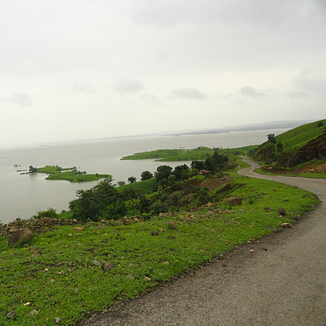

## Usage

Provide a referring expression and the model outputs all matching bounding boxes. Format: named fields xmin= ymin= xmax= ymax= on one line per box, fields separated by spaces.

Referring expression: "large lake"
xmin=0 ymin=129 xmax=287 ymax=224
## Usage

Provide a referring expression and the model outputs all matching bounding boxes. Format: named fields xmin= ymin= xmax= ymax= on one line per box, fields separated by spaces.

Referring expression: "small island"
xmin=28 ymin=165 xmax=111 ymax=183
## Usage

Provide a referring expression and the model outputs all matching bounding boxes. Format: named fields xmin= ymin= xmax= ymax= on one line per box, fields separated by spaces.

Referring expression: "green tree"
xmin=191 ymin=160 xmax=205 ymax=171
xmin=204 ymin=151 xmax=228 ymax=172
xmin=29 ymin=165 xmax=37 ymax=173
xmin=141 ymin=170 xmax=153 ymax=181
xmin=128 ymin=176 xmax=137 ymax=183
xmin=276 ymin=142 xmax=283 ymax=153
xmin=69 ymin=177 xmax=121 ymax=222
xmin=154 ymin=165 xmax=173 ymax=188
xmin=267 ymin=134 xmax=276 ymax=144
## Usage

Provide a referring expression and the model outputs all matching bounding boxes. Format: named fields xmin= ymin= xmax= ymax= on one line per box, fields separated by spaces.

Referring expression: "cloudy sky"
xmin=1 ymin=0 xmax=325 ymax=147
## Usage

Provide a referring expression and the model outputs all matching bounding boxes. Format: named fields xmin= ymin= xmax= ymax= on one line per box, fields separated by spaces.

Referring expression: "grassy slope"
xmin=0 ymin=173 xmax=319 ymax=326
xmin=275 ymin=119 xmax=326 ymax=152
xmin=116 ymin=178 xmax=156 ymax=193
xmin=253 ymin=119 xmax=326 ymax=178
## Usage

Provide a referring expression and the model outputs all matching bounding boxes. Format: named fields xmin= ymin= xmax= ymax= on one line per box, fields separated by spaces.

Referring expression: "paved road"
xmin=80 ymin=157 xmax=326 ymax=326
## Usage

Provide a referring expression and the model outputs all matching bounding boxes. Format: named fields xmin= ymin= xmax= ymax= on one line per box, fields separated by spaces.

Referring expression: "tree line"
xmin=68 ymin=150 xmax=228 ymax=222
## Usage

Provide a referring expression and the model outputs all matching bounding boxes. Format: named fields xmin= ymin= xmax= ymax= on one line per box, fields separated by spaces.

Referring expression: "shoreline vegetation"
xmin=22 ymin=165 xmax=111 ymax=183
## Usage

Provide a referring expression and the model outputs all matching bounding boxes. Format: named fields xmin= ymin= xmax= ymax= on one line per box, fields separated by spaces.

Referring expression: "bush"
xmin=32 ymin=208 xmax=58 ymax=219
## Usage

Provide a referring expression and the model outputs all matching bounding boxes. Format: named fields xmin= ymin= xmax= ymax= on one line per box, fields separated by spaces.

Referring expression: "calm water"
xmin=0 ymin=129 xmax=287 ymax=223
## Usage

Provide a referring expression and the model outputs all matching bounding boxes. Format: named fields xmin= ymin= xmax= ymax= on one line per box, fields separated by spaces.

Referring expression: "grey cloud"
xmin=292 ymin=70 xmax=326 ymax=95
xmin=139 ymin=94 xmax=163 ymax=104
xmin=314 ymin=0 xmax=326 ymax=13
xmin=129 ymin=0 xmax=300 ymax=27
xmin=286 ymin=90 xmax=310 ymax=99
xmin=72 ymin=83 xmax=96 ymax=93
xmin=113 ymin=78 xmax=144 ymax=94
xmin=171 ymin=87 xmax=207 ymax=100
xmin=240 ymin=86 xmax=265 ymax=97
xmin=7 ymin=91 xmax=33 ymax=106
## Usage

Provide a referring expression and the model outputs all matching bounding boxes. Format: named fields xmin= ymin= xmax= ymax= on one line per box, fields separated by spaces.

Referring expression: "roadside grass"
xmin=0 ymin=176 xmax=319 ymax=326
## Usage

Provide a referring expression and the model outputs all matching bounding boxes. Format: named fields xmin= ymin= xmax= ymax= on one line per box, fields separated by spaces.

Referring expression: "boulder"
xmin=9 ymin=228 xmax=33 ymax=247
xmin=225 ymin=197 xmax=242 ymax=206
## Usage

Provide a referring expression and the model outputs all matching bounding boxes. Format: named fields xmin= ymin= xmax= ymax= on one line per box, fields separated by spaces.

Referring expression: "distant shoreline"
xmin=0 ymin=119 xmax=312 ymax=150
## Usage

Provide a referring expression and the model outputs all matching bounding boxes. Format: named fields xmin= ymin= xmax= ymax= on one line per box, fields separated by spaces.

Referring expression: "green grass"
xmin=0 ymin=176 xmax=319 ymax=326
xmin=36 ymin=165 xmax=111 ymax=183
xmin=37 ymin=166 xmax=74 ymax=174
xmin=121 ymin=145 xmax=259 ymax=162
xmin=275 ymin=119 xmax=326 ymax=152
xmin=45 ymin=172 xmax=110 ymax=183
xmin=116 ymin=178 xmax=157 ymax=193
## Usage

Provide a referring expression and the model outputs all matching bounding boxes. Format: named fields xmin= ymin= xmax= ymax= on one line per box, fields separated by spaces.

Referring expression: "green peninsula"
xmin=121 ymin=145 xmax=258 ymax=162
xmin=35 ymin=165 xmax=110 ymax=183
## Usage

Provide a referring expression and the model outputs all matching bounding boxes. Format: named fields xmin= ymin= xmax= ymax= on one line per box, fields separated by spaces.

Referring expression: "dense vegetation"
xmin=68 ymin=151 xmax=229 ymax=222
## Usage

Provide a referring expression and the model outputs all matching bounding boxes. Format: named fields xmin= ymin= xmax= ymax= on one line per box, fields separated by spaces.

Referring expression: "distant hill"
xmin=251 ymin=119 xmax=326 ymax=172
xmin=166 ymin=120 xmax=313 ymax=136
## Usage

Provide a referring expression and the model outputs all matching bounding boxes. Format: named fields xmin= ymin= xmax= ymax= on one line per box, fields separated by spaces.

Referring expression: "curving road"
xmin=80 ymin=157 xmax=326 ymax=326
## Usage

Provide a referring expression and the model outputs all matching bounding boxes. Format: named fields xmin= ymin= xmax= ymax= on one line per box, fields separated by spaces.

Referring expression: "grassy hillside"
xmin=275 ymin=119 xmax=326 ymax=152
xmin=252 ymin=119 xmax=326 ymax=176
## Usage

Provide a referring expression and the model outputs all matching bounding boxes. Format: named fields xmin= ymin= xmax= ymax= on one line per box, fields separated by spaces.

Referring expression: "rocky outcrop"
xmin=9 ymin=228 xmax=33 ymax=247
xmin=0 ymin=217 xmax=78 ymax=236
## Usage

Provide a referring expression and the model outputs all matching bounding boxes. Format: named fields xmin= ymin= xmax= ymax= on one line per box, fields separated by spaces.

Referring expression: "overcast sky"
xmin=1 ymin=0 xmax=325 ymax=147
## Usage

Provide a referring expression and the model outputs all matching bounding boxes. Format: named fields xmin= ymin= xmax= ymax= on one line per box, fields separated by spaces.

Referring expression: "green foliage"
xmin=29 ymin=165 xmax=37 ymax=173
xmin=154 ymin=165 xmax=173 ymax=188
xmin=141 ymin=170 xmax=153 ymax=181
xmin=69 ymin=177 xmax=122 ymax=222
xmin=128 ymin=176 xmax=137 ymax=183
xmin=267 ymin=133 xmax=276 ymax=143
xmin=191 ymin=150 xmax=228 ymax=173
xmin=32 ymin=208 xmax=58 ymax=219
